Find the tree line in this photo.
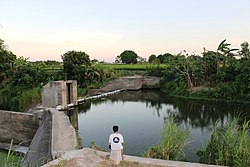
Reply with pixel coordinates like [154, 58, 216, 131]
[146, 40, 250, 103]
[1, 38, 250, 111]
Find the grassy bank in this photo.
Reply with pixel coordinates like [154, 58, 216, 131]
[197, 118, 250, 167]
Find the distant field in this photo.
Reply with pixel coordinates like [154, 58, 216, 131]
[43, 63, 168, 71]
[95, 63, 168, 70]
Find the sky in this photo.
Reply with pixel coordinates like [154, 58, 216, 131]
[1, 0, 250, 62]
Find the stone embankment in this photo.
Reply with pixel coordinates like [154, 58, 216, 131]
[87, 75, 161, 96]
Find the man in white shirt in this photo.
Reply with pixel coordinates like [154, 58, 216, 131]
[108, 125, 124, 164]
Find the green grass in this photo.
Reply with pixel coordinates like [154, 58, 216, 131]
[42, 63, 169, 71]
[96, 63, 168, 70]
[197, 118, 250, 167]
[145, 116, 190, 161]
[0, 140, 23, 167]
[0, 151, 8, 166]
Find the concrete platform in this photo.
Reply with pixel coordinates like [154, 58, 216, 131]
[43, 148, 226, 167]
[50, 108, 78, 159]
[0, 142, 29, 155]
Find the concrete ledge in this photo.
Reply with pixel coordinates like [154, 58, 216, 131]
[87, 76, 161, 96]
[22, 111, 52, 167]
[43, 148, 225, 167]
[50, 108, 78, 159]
[0, 110, 39, 146]
[0, 142, 29, 155]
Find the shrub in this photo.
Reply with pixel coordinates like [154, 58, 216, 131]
[145, 116, 189, 161]
[197, 118, 250, 167]
[10, 87, 41, 112]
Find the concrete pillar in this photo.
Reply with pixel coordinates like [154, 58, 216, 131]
[61, 82, 67, 110]
[42, 80, 78, 110]
[71, 80, 78, 106]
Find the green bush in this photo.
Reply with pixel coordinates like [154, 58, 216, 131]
[197, 118, 250, 167]
[146, 65, 165, 77]
[10, 87, 41, 112]
[145, 116, 189, 161]
[0, 85, 12, 110]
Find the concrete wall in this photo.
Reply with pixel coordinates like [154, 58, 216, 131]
[42, 82, 61, 108]
[50, 108, 78, 159]
[22, 111, 53, 167]
[0, 110, 39, 146]
[87, 76, 161, 96]
[42, 80, 78, 110]
[22, 108, 78, 166]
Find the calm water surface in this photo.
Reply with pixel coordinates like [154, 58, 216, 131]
[67, 90, 250, 162]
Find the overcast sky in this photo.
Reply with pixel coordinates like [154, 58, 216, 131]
[1, 0, 250, 62]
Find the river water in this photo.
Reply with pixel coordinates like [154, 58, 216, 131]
[67, 90, 250, 162]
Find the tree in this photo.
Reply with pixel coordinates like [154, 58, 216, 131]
[202, 51, 217, 82]
[216, 39, 238, 71]
[148, 54, 158, 64]
[174, 54, 194, 89]
[238, 41, 250, 59]
[0, 39, 16, 82]
[62, 50, 91, 66]
[158, 53, 174, 63]
[117, 50, 138, 64]
[115, 55, 121, 63]
[137, 56, 147, 64]
[61, 51, 91, 86]
[157, 54, 164, 63]
[91, 59, 99, 64]
[61, 50, 112, 87]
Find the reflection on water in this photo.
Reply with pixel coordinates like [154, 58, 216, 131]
[67, 90, 250, 162]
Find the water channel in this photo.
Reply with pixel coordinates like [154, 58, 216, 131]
[67, 90, 250, 162]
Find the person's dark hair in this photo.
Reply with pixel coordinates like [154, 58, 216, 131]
[113, 125, 119, 132]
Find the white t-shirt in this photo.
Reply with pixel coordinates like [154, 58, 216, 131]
[109, 133, 124, 150]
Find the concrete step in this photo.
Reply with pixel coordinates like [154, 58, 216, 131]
[0, 142, 29, 155]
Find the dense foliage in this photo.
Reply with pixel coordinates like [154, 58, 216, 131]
[147, 40, 250, 103]
[0, 44, 57, 111]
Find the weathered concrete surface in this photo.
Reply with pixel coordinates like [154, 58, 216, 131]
[43, 148, 225, 167]
[0, 110, 39, 146]
[87, 76, 161, 96]
[50, 108, 78, 159]
[42, 80, 78, 110]
[0, 142, 29, 155]
[22, 111, 52, 167]
[142, 76, 161, 89]
[22, 108, 78, 166]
